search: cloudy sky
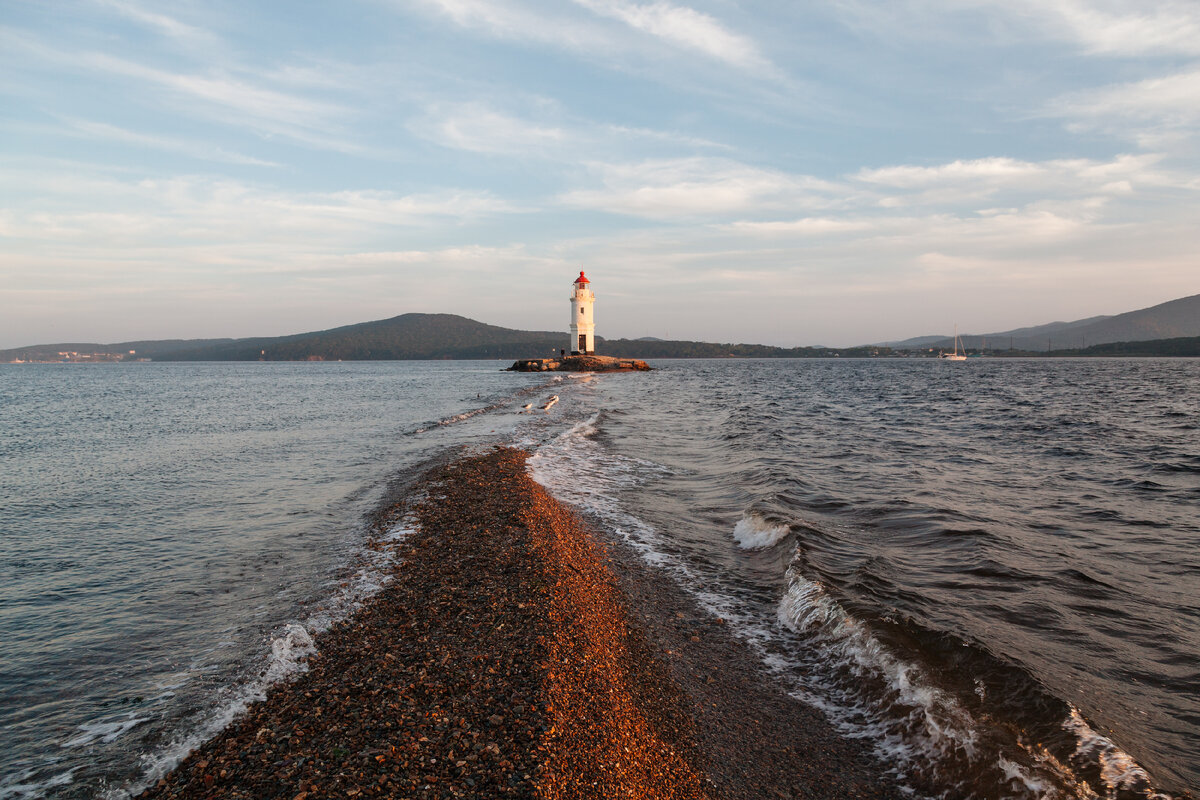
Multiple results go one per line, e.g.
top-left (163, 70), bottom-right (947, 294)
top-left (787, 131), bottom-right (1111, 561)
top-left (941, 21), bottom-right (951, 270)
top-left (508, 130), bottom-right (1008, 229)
top-left (2, 0), bottom-right (1198, 348)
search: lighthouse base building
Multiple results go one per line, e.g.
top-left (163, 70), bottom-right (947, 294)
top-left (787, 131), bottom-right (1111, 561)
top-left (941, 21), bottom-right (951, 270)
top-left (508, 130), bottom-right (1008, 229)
top-left (569, 270), bottom-right (595, 355)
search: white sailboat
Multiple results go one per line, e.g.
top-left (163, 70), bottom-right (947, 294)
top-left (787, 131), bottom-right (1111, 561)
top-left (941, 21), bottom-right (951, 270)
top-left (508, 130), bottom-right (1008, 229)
top-left (939, 324), bottom-right (968, 360)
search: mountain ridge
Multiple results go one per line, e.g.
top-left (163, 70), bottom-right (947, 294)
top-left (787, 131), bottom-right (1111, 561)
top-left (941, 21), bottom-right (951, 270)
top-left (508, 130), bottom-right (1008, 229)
top-left (882, 294), bottom-right (1199, 352)
top-left (4, 292), bottom-right (1197, 361)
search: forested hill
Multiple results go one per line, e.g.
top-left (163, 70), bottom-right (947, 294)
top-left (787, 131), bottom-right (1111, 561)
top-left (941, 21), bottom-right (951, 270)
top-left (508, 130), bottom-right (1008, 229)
top-left (3, 314), bottom-right (887, 362)
top-left (162, 314), bottom-right (566, 360)
top-left (1054, 335), bottom-right (1200, 357)
top-left (158, 316), bottom-right (883, 360)
top-left (596, 338), bottom-right (880, 358)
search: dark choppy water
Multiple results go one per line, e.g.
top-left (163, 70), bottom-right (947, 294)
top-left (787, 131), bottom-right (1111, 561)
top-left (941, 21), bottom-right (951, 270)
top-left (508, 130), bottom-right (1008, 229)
top-left (3, 359), bottom-right (1197, 799)
top-left (529, 359), bottom-right (1199, 799)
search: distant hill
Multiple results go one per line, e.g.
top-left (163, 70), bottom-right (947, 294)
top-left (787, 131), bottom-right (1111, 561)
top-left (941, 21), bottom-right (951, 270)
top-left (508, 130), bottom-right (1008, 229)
top-left (6, 292), bottom-right (1198, 362)
top-left (0, 338), bottom-right (234, 362)
top-left (3, 314), bottom-right (886, 363)
top-left (161, 314), bottom-right (567, 361)
top-left (1054, 335), bottom-right (1200, 357)
top-left (596, 338), bottom-right (879, 359)
top-left (884, 294), bottom-right (1200, 352)
top-left (159, 316), bottom-right (885, 361)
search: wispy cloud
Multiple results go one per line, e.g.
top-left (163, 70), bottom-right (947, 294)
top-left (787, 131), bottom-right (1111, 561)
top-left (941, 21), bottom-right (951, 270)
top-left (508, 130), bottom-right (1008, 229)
top-left (406, 0), bottom-right (614, 50)
top-left (997, 0), bottom-right (1200, 57)
top-left (571, 0), bottom-right (770, 71)
top-left (0, 167), bottom-right (519, 249)
top-left (91, 0), bottom-right (221, 50)
top-left (1046, 67), bottom-right (1200, 147)
top-left (85, 53), bottom-right (348, 134)
top-left (557, 152), bottom-right (1176, 223)
top-left (835, 0), bottom-right (1200, 57)
top-left (411, 101), bottom-right (733, 159)
top-left (407, 0), bottom-right (773, 77)
top-left (724, 217), bottom-right (874, 235)
top-left (413, 103), bottom-right (567, 155)
top-left (2, 28), bottom-right (362, 153)
top-left (853, 153), bottom-right (1171, 207)
top-left (51, 116), bottom-right (280, 167)
top-left (560, 157), bottom-right (845, 218)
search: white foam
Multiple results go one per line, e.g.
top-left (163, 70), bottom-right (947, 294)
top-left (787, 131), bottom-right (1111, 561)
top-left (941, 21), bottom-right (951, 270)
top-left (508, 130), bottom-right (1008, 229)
top-left (64, 714), bottom-right (151, 748)
top-left (1063, 707), bottom-right (1170, 799)
top-left (732, 512), bottom-right (791, 549)
top-left (118, 515), bottom-right (419, 798)
top-left (774, 571), bottom-right (1077, 796)
top-left (0, 766), bottom-right (76, 800)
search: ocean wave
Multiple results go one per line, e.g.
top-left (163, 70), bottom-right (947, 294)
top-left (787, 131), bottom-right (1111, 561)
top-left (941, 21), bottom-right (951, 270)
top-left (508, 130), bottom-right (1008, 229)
top-left (732, 512), bottom-right (791, 549)
top-left (774, 572), bottom-right (1050, 797)
top-left (1063, 708), bottom-right (1170, 800)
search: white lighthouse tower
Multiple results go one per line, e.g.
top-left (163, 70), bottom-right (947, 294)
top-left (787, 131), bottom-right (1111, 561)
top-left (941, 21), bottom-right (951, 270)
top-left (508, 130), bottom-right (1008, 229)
top-left (569, 270), bottom-right (595, 355)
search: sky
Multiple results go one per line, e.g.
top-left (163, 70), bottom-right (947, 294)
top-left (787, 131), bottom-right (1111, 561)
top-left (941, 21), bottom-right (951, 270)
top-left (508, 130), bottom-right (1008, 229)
top-left (2, 0), bottom-right (1198, 348)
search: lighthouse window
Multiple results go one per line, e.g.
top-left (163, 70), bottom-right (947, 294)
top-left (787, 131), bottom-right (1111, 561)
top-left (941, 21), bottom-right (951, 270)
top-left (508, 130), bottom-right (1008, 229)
top-left (580, 307), bottom-right (584, 314)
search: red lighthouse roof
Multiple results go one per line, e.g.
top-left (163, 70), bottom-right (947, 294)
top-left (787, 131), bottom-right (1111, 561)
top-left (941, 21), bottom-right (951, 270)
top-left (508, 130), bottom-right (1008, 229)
top-left (574, 270), bottom-right (590, 284)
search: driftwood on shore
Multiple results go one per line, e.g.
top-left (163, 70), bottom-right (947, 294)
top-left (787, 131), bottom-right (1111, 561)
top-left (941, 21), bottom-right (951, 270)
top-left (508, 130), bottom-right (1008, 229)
top-left (139, 448), bottom-right (902, 800)
top-left (508, 354), bottom-right (651, 372)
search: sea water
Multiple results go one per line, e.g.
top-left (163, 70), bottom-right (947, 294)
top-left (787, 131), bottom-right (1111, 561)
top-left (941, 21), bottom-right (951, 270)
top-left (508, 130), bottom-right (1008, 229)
top-left (0, 361), bottom-right (556, 799)
top-left (528, 359), bottom-right (1199, 799)
top-left (3, 359), bottom-right (1197, 799)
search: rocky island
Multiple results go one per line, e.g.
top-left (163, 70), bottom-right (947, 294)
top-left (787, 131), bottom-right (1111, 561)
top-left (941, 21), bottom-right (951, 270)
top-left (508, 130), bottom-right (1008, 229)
top-left (507, 354), bottom-right (651, 372)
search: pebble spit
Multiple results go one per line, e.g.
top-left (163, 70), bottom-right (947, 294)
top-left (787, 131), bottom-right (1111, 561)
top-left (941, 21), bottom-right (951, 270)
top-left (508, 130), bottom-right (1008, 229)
top-left (138, 447), bottom-right (902, 799)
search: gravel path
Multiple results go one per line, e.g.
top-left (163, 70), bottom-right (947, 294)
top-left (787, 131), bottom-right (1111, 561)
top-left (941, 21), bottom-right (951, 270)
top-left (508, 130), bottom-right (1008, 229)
top-left (139, 447), bottom-right (903, 799)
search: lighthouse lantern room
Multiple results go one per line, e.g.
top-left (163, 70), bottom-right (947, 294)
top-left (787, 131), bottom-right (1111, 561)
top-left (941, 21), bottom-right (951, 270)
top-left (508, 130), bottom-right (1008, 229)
top-left (569, 270), bottom-right (595, 355)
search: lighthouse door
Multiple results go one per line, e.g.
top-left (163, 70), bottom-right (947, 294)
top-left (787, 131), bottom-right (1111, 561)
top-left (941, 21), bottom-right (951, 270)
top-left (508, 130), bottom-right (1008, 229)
top-left (578, 334), bottom-right (586, 352)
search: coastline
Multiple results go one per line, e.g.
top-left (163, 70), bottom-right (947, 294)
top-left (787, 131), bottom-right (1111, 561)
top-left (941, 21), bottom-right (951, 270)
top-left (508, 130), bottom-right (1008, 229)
top-left (138, 447), bottom-right (903, 799)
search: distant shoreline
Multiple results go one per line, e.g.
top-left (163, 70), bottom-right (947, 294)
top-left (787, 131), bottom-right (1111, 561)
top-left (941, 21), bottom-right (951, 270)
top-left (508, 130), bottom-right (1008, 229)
top-left (7, 350), bottom-right (1200, 364)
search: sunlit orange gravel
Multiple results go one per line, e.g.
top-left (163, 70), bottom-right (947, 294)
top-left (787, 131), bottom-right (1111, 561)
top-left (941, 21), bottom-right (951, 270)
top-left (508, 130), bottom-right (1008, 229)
top-left (138, 446), bottom-right (706, 800)
top-left (520, 475), bottom-right (705, 800)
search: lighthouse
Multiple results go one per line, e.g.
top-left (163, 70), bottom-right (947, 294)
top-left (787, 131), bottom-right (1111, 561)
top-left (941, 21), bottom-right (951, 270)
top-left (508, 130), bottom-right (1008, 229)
top-left (569, 270), bottom-right (595, 355)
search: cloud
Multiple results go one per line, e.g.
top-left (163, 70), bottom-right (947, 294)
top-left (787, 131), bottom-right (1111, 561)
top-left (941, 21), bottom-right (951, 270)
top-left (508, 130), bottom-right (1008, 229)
top-left (410, 101), bottom-right (734, 160)
top-left (836, 0), bottom-right (1200, 57)
top-left (557, 151), bottom-right (1177, 224)
top-left (560, 157), bottom-right (846, 218)
top-left (856, 157), bottom-right (1045, 188)
top-left (851, 153), bottom-right (1171, 208)
top-left (53, 116), bottom-right (280, 167)
top-left (1000, 0), bottom-right (1200, 57)
top-left (1047, 67), bottom-right (1200, 146)
top-left (0, 167), bottom-right (519, 253)
top-left (406, 0), bottom-right (613, 50)
top-left (724, 217), bottom-right (874, 235)
top-left (571, 0), bottom-right (769, 71)
top-left (1, 28), bottom-right (363, 153)
top-left (92, 0), bottom-right (220, 49)
top-left (413, 103), bottom-right (567, 155)
top-left (87, 53), bottom-right (347, 133)
top-left (407, 0), bottom-right (773, 77)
